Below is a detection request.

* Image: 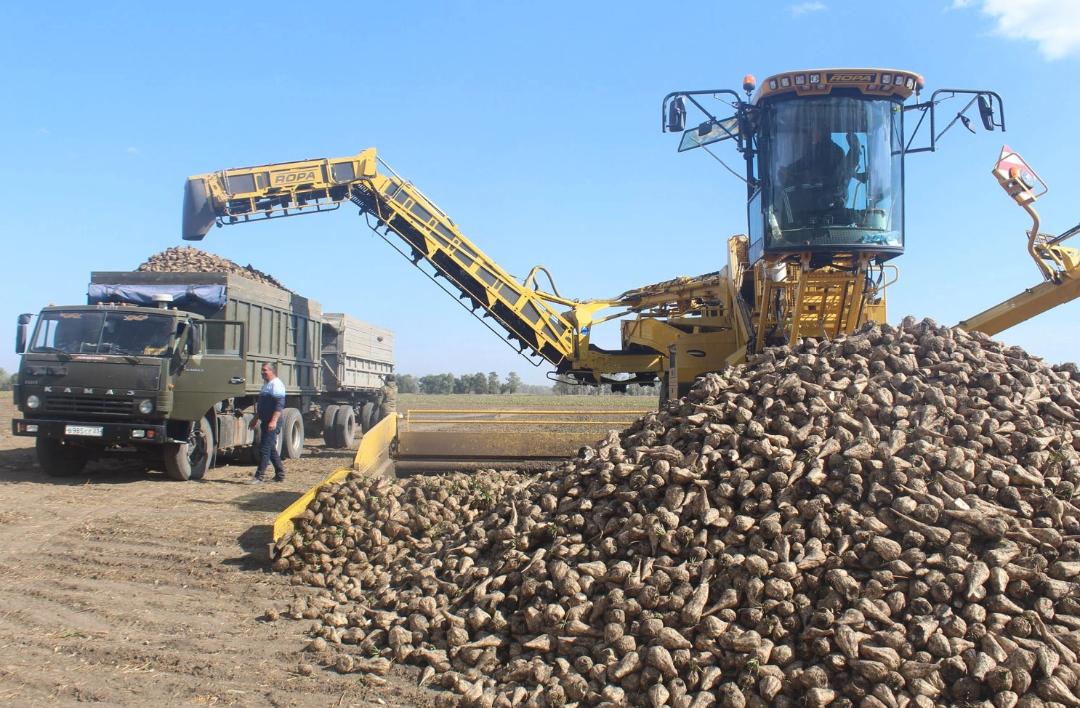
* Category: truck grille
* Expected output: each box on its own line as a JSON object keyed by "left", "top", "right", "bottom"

{"left": 45, "top": 396, "right": 133, "bottom": 416}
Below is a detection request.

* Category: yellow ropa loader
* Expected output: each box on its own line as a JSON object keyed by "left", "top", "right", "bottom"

{"left": 181, "top": 68, "right": 1079, "bottom": 538}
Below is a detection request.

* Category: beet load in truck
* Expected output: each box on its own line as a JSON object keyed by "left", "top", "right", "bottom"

{"left": 12, "top": 270, "right": 394, "bottom": 480}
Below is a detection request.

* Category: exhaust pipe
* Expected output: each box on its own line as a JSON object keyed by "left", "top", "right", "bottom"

{"left": 182, "top": 177, "right": 215, "bottom": 241}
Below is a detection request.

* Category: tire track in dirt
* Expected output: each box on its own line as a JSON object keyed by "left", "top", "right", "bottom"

{"left": 0, "top": 402, "right": 433, "bottom": 707}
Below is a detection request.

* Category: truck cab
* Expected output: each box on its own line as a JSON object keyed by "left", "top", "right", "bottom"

{"left": 13, "top": 301, "right": 246, "bottom": 479}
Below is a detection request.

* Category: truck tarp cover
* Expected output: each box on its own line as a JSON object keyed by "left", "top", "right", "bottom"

{"left": 87, "top": 284, "right": 227, "bottom": 316}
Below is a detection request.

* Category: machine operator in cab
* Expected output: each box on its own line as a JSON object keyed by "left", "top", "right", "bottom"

{"left": 780, "top": 125, "right": 861, "bottom": 214}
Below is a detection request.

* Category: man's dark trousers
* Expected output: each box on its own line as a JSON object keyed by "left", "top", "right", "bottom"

{"left": 256, "top": 424, "right": 285, "bottom": 481}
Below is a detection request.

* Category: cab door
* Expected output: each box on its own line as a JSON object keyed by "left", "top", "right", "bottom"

{"left": 170, "top": 320, "right": 246, "bottom": 421}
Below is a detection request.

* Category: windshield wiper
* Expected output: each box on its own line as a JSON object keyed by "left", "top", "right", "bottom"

{"left": 110, "top": 349, "right": 142, "bottom": 364}
{"left": 100, "top": 343, "right": 143, "bottom": 363}
{"left": 33, "top": 346, "right": 71, "bottom": 361}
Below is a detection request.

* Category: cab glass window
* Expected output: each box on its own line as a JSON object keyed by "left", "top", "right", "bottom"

{"left": 760, "top": 96, "right": 904, "bottom": 254}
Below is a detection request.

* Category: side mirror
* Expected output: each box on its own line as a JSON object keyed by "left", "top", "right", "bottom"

{"left": 978, "top": 95, "right": 995, "bottom": 131}
{"left": 188, "top": 323, "right": 202, "bottom": 356}
{"left": 15, "top": 313, "right": 31, "bottom": 355}
{"left": 666, "top": 97, "right": 686, "bottom": 133}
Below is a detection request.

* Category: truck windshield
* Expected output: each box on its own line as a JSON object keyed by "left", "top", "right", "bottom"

{"left": 762, "top": 96, "right": 904, "bottom": 253}
{"left": 31, "top": 311, "right": 175, "bottom": 357}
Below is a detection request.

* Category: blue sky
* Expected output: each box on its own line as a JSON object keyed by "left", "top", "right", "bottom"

{"left": 2, "top": 0, "right": 1078, "bottom": 384}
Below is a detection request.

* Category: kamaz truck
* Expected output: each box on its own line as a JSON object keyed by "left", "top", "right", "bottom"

{"left": 12, "top": 271, "right": 394, "bottom": 480}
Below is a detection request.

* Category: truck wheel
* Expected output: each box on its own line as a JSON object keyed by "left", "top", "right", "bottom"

{"left": 360, "top": 401, "right": 375, "bottom": 433}
{"left": 281, "top": 408, "right": 304, "bottom": 459}
{"left": 322, "top": 405, "right": 340, "bottom": 448}
{"left": 36, "top": 438, "right": 87, "bottom": 477}
{"left": 333, "top": 406, "right": 356, "bottom": 449}
{"left": 164, "top": 416, "right": 213, "bottom": 481}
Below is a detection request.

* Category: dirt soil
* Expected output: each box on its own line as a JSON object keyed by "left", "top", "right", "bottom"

{"left": 0, "top": 399, "right": 432, "bottom": 707}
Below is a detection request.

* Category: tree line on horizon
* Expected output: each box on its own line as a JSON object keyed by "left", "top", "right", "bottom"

{"left": 396, "top": 372, "right": 657, "bottom": 396}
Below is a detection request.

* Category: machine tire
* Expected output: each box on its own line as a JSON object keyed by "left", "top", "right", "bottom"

{"left": 281, "top": 408, "right": 304, "bottom": 459}
{"left": 164, "top": 416, "right": 213, "bottom": 481}
{"left": 322, "top": 405, "right": 340, "bottom": 448}
{"left": 359, "top": 401, "right": 376, "bottom": 433}
{"left": 333, "top": 406, "right": 356, "bottom": 449}
{"left": 36, "top": 438, "right": 87, "bottom": 477}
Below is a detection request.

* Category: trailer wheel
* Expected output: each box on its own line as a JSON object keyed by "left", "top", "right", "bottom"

{"left": 36, "top": 438, "right": 87, "bottom": 477}
{"left": 281, "top": 408, "right": 304, "bottom": 459}
{"left": 360, "top": 401, "right": 376, "bottom": 433}
{"left": 164, "top": 416, "right": 213, "bottom": 481}
{"left": 322, "top": 405, "right": 340, "bottom": 448}
{"left": 333, "top": 406, "right": 356, "bottom": 449}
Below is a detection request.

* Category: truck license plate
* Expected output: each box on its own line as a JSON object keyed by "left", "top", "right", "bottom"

{"left": 65, "top": 425, "right": 103, "bottom": 437}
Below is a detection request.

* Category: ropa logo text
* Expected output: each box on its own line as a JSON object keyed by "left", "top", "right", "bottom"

{"left": 828, "top": 73, "right": 874, "bottom": 83}
{"left": 273, "top": 170, "right": 316, "bottom": 185}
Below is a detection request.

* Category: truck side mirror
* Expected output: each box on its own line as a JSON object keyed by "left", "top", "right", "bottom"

{"left": 978, "top": 94, "right": 995, "bottom": 131}
{"left": 15, "top": 314, "right": 31, "bottom": 355}
{"left": 666, "top": 97, "right": 686, "bottom": 133}
{"left": 188, "top": 323, "right": 202, "bottom": 356}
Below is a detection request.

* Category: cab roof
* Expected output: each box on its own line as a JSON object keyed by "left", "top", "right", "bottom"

{"left": 753, "top": 68, "right": 924, "bottom": 105}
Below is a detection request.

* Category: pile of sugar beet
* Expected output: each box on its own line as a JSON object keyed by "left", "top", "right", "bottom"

{"left": 269, "top": 317, "right": 1080, "bottom": 708}
{"left": 136, "top": 245, "right": 290, "bottom": 291}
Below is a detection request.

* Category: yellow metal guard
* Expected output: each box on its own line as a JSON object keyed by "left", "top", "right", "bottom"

{"left": 396, "top": 407, "right": 651, "bottom": 468}
{"left": 272, "top": 412, "right": 398, "bottom": 541}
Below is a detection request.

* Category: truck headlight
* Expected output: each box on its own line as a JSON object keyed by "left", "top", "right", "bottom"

{"left": 26, "top": 394, "right": 41, "bottom": 410}
{"left": 138, "top": 399, "right": 154, "bottom": 414}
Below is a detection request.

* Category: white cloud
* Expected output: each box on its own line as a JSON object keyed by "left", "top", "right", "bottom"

{"left": 36, "top": 127, "right": 50, "bottom": 136}
{"left": 125, "top": 147, "right": 139, "bottom": 155}
{"left": 965, "top": 0, "right": 1080, "bottom": 59}
{"left": 790, "top": 1, "right": 826, "bottom": 16}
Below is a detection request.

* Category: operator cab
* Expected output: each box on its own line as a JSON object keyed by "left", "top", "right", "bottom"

{"left": 751, "top": 71, "right": 917, "bottom": 264}
{"left": 663, "top": 69, "right": 1001, "bottom": 268}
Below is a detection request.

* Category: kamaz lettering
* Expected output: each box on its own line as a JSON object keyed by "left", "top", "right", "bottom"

{"left": 272, "top": 170, "right": 317, "bottom": 186}
{"left": 827, "top": 73, "right": 875, "bottom": 83}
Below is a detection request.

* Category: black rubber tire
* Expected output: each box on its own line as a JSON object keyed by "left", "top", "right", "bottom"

{"left": 281, "top": 408, "right": 304, "bottom": 460}
{"left": 36, "top": 438, "right": 87, "bottom": 477}
{"left": 333, "top": 406, "right": 356, "bottom": 449}
{"left": 164, "top": 416, "right": 213, "bottom": 481}
{"left": 322, "top": 405, "right": 340, "bottom": 448}
{"left": 359, "top": 401, "right": 375, "bottom": 433}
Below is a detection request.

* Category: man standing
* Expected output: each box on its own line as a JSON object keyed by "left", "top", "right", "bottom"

{"left": 249, "top": 362, "right": 286, "bottom": 483}
{"left": 379, "top": 374, "right": 397, "bottom": 422}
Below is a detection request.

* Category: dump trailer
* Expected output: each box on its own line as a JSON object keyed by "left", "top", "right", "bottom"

{"left": 12, "top": 270, "right": 394, "bottom": 480}
{"left": 318, "top": 312, "right": 394, "bottom": 445}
